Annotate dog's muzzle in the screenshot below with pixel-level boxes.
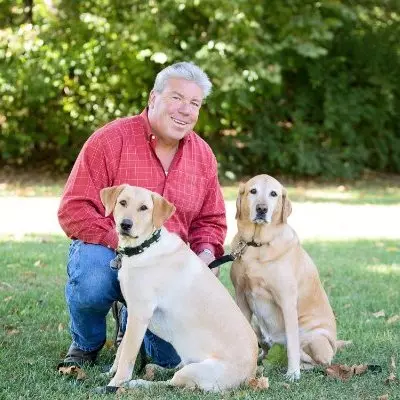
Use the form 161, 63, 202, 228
254, 204, 268, 224
119, 218, 133, 235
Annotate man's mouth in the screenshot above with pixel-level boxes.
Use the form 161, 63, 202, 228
171, 117, 188, 126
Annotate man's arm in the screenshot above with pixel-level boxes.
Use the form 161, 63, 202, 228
58, 130, 119, 249
188, 158, 227, 260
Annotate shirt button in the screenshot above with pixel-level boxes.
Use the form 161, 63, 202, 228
151, 135, 155, 140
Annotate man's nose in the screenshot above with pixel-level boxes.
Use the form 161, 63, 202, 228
178, 101, 190, 115
120, 219, 133, 231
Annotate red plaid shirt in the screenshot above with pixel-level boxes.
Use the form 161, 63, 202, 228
58, 109, 227, 257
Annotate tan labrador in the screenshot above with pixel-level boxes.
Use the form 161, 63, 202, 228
230, 174, 337, 381
100, 184, 258, 391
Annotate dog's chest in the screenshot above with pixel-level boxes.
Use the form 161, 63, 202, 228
148, 307, 174, 342
246, 290, 286, 345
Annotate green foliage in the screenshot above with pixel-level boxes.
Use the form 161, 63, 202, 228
0, 0, 399, 177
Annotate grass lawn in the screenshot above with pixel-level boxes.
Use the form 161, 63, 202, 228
1, 235, 399, 399
1, 169, 399, 206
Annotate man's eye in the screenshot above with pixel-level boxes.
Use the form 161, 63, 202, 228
270, 191, 277, 197
191, 102, 200, 108
119, 200, 127, 207
139, 205, 148, 211
250, 188, 257, 194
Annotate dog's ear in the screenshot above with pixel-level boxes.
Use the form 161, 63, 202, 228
281, 187, 292, 223
235, 182, 246, 220
100, 185, 128, 217
152, 194, 176, 229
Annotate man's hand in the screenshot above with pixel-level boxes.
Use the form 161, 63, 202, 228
198, 249, 220, 277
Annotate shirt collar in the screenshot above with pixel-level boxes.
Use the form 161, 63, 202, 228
140, 108, 192, 144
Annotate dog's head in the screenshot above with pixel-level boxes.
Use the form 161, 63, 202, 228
100, 184, 176, 244
235, 174, 292, 225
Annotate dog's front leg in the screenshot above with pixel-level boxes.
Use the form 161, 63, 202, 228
235, 289, 252, 323
281, 298, 301, 381
108, 313, 149, 387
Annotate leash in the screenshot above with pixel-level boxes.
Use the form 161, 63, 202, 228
208, 239, 263, 269
110, 230, 264, 271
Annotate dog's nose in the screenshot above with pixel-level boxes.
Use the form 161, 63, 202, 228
120, 219, 133, 231
256, 204, 268, 214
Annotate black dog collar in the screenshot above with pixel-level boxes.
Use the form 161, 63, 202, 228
110, 229, 162, 270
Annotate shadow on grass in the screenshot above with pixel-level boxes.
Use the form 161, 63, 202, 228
0, 235, 399, 400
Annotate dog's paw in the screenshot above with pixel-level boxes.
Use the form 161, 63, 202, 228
285, 369, 300, 381
125, 378, 152, 389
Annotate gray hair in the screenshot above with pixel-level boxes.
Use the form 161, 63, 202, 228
153, 62, 212, 98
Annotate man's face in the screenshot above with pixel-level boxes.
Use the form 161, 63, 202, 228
148, 78, 204, 145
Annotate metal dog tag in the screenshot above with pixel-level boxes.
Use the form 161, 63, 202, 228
110, 253, 122, 270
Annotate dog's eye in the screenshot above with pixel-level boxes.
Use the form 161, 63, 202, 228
119, 200, 127, 207
270, 191, 277, 197
139, 205, 148, 211
250, 188, 257, 194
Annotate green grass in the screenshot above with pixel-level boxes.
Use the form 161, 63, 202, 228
1, 235, 399, 399
223, 177, 400, 205
1, 170, 399, 205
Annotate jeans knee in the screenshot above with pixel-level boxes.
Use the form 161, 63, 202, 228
66, 241, 120, 312
68, 274, 114, 312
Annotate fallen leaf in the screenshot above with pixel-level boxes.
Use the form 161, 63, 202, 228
57, 323, 64, 332
103, 339, 114, 349
344, 303, 351, 308
58, 365, 86, 380
21, 271, 36, 279
387, 315, 400, 324
282, 382, 290, 389
385, 373, 398, 384
385, 247, 398, 252
4, 296, 13, 302
326, 364, 369, 381
116, 387, 127, 395
34, 260, 42, 267
373, 310, 385, 318
390, 356, 396, 371
6, 328, 19, 335
248, 376, 269, 390
336, 340, 353, 350
0, 281, 13, 289
378, 395, 389, 400
143, 365, 156, 381
354, 365, 368, 375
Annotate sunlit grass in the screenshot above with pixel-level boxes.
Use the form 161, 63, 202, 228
0, 235, 399, 400
222, 177, 400, 205
1, 169, 399, 205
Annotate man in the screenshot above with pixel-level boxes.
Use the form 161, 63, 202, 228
57, 62, 227, 368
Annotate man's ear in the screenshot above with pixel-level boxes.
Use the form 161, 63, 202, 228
148, 89, 156, 109
281, 187, 292, 223
152, 194, 176, 229
100, 184, 128, 217
235, 182, 246, 220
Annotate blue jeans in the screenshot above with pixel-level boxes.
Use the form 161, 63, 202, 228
65, 240, 181, 368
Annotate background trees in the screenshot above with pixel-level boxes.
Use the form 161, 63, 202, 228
1, 0, 399, 178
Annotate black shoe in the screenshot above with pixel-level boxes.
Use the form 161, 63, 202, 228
57, 343, 100, 369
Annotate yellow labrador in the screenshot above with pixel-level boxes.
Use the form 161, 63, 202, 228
230, 175, 337, 381
100, 184, 258, 391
